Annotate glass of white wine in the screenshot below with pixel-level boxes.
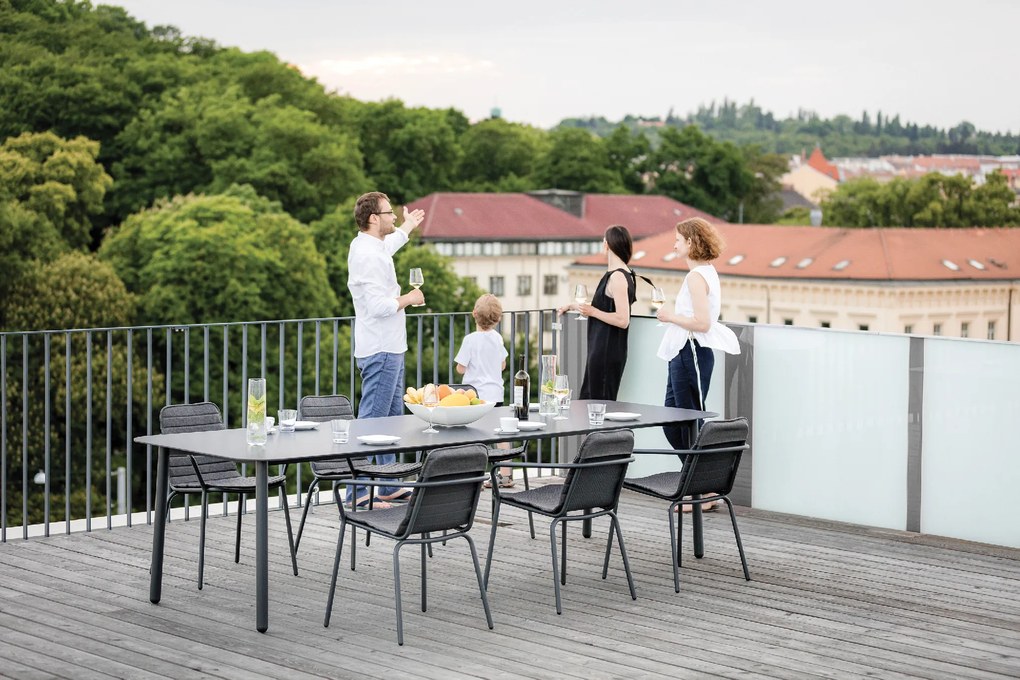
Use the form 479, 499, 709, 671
574, 284, 589, 321
409, 268, 425, 307
421, 383, 439, 433
651, 286, 666, 327
553, 374, 570, 420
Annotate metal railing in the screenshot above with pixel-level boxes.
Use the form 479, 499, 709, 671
0, 309, 572, 541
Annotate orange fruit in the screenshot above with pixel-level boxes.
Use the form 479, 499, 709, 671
437, 384, 453, 400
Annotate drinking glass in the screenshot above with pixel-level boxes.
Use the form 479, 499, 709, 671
587, 402, 606, 426
651, 287, 666, 327
330, 419, 351, 443
409, 268, 425, 307
574, 284, 589, 321
422, 383, 439, 433
553, 375, 570, 420
279, 409, 298, 432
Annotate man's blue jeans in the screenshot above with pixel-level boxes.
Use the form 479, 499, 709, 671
348, 352, 406, 502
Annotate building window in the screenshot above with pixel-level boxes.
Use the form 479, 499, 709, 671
904, 324, 913, 334
489, 276, 505, 297
933, 323, 942, 336
517, 275, 532, 297
820, 321, 831, 328
747, 315, 757, 323
858, 324, 869, 331
988, 321, 996, 340
960, 322, 969, 338
543, 275, 558, 296
783, 318, 793, 326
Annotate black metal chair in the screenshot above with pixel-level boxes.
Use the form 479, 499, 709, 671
296, 394, 422, 555
447, 383, 536, 537
622, 417, 751, 592
159, 402, 298, 589
323, 443, 493, 646
484, 429, 637, 614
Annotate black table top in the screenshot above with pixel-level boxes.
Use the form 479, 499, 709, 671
135, 400, 715, 464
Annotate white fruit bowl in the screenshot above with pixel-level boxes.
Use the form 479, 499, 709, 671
405, 401, 496, 427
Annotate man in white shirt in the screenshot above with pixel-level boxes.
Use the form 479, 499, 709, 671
347, 191, 425, 504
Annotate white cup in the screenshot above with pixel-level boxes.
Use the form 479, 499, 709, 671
499, 416, 520, 433
330, 419, 351, 443
279, 409, 298, 432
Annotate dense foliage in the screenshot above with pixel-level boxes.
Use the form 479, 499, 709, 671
558, 98, 1020, 157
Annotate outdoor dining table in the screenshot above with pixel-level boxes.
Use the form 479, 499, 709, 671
135, 399, 713, 633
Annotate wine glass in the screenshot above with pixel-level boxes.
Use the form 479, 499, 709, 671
553, 374, 570, 420
651, 287, 666, 327
421, 383, 439, 433
409, 268, 425, 307
574, 284, 589, 321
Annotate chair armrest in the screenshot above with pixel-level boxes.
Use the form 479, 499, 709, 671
497, 456, 635, 471
634, 445, 748, 457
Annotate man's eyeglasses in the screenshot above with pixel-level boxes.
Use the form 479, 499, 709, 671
373, 210, 395, 216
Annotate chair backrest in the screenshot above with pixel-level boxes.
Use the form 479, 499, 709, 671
159, 402, 237, 488
395, 444, 488, 537
559, 429, 634, 513
299, 394, 353, 422
679, 418, 749, 499
299, 395, 366, 475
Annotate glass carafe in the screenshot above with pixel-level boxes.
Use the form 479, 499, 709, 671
246, 377, 267, 445
538, 354, 559, 415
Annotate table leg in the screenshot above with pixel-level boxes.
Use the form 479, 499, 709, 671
149, 447, 169, 604
689, 421, 704, 558
256, 460, 269, 633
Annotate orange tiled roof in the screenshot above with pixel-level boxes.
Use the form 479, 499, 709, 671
808, 147, 840, 181
575, 224, 1020, 282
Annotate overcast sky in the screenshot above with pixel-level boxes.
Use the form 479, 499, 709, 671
112, 0, 1019, 134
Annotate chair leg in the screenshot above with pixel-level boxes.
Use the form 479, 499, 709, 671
522, 467, 535, 539
234, 493, 244, 564
294, 479, 320, 554
420, 540, 428, 612
465, 534, 494, 630
323, 520, 347, 627
602, 518, 614, 580
281, 488, 299, 576
549, 518, 563, 615
723, 497, 751, 581
560, 522, 568, 586
483, 501, 501, 590
393, 542, 405, 646
668, 501, 681, 593
610, 511, 637, 601
198, 492, 209, 590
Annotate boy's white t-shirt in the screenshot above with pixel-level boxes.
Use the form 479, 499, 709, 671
454, 329, 509, 404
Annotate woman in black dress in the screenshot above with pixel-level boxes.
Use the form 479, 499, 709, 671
558, 225, 637, 400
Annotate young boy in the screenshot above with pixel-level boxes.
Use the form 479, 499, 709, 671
454, 294, 512, 487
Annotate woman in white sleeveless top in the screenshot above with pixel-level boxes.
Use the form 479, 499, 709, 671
656, 218, 740, 482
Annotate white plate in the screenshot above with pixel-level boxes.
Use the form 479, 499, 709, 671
357, 434, 401, 445
293, 421, 320, 430
494, 421, 547, 434
604, 412, 641, 421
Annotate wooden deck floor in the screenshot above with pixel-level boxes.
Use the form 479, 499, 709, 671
1, 482, 1018, 680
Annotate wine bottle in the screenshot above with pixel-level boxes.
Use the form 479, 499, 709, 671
513, 353, 530, 421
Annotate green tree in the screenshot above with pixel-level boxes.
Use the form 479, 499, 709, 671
533, 128, 625, 193
649, 125, 753, 220
604, 125, 651, 194
99, 185, 338, 324
456, 118, 547, 190
109, 84, 368, 223
0, 131, 113, 327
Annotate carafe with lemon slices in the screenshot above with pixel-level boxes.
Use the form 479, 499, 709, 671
246, 378, 268, 445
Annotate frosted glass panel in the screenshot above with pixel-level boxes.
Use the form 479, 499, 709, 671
619, 317, 726, 477
921, 339, 1020, 548
752, 327, 910, 529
